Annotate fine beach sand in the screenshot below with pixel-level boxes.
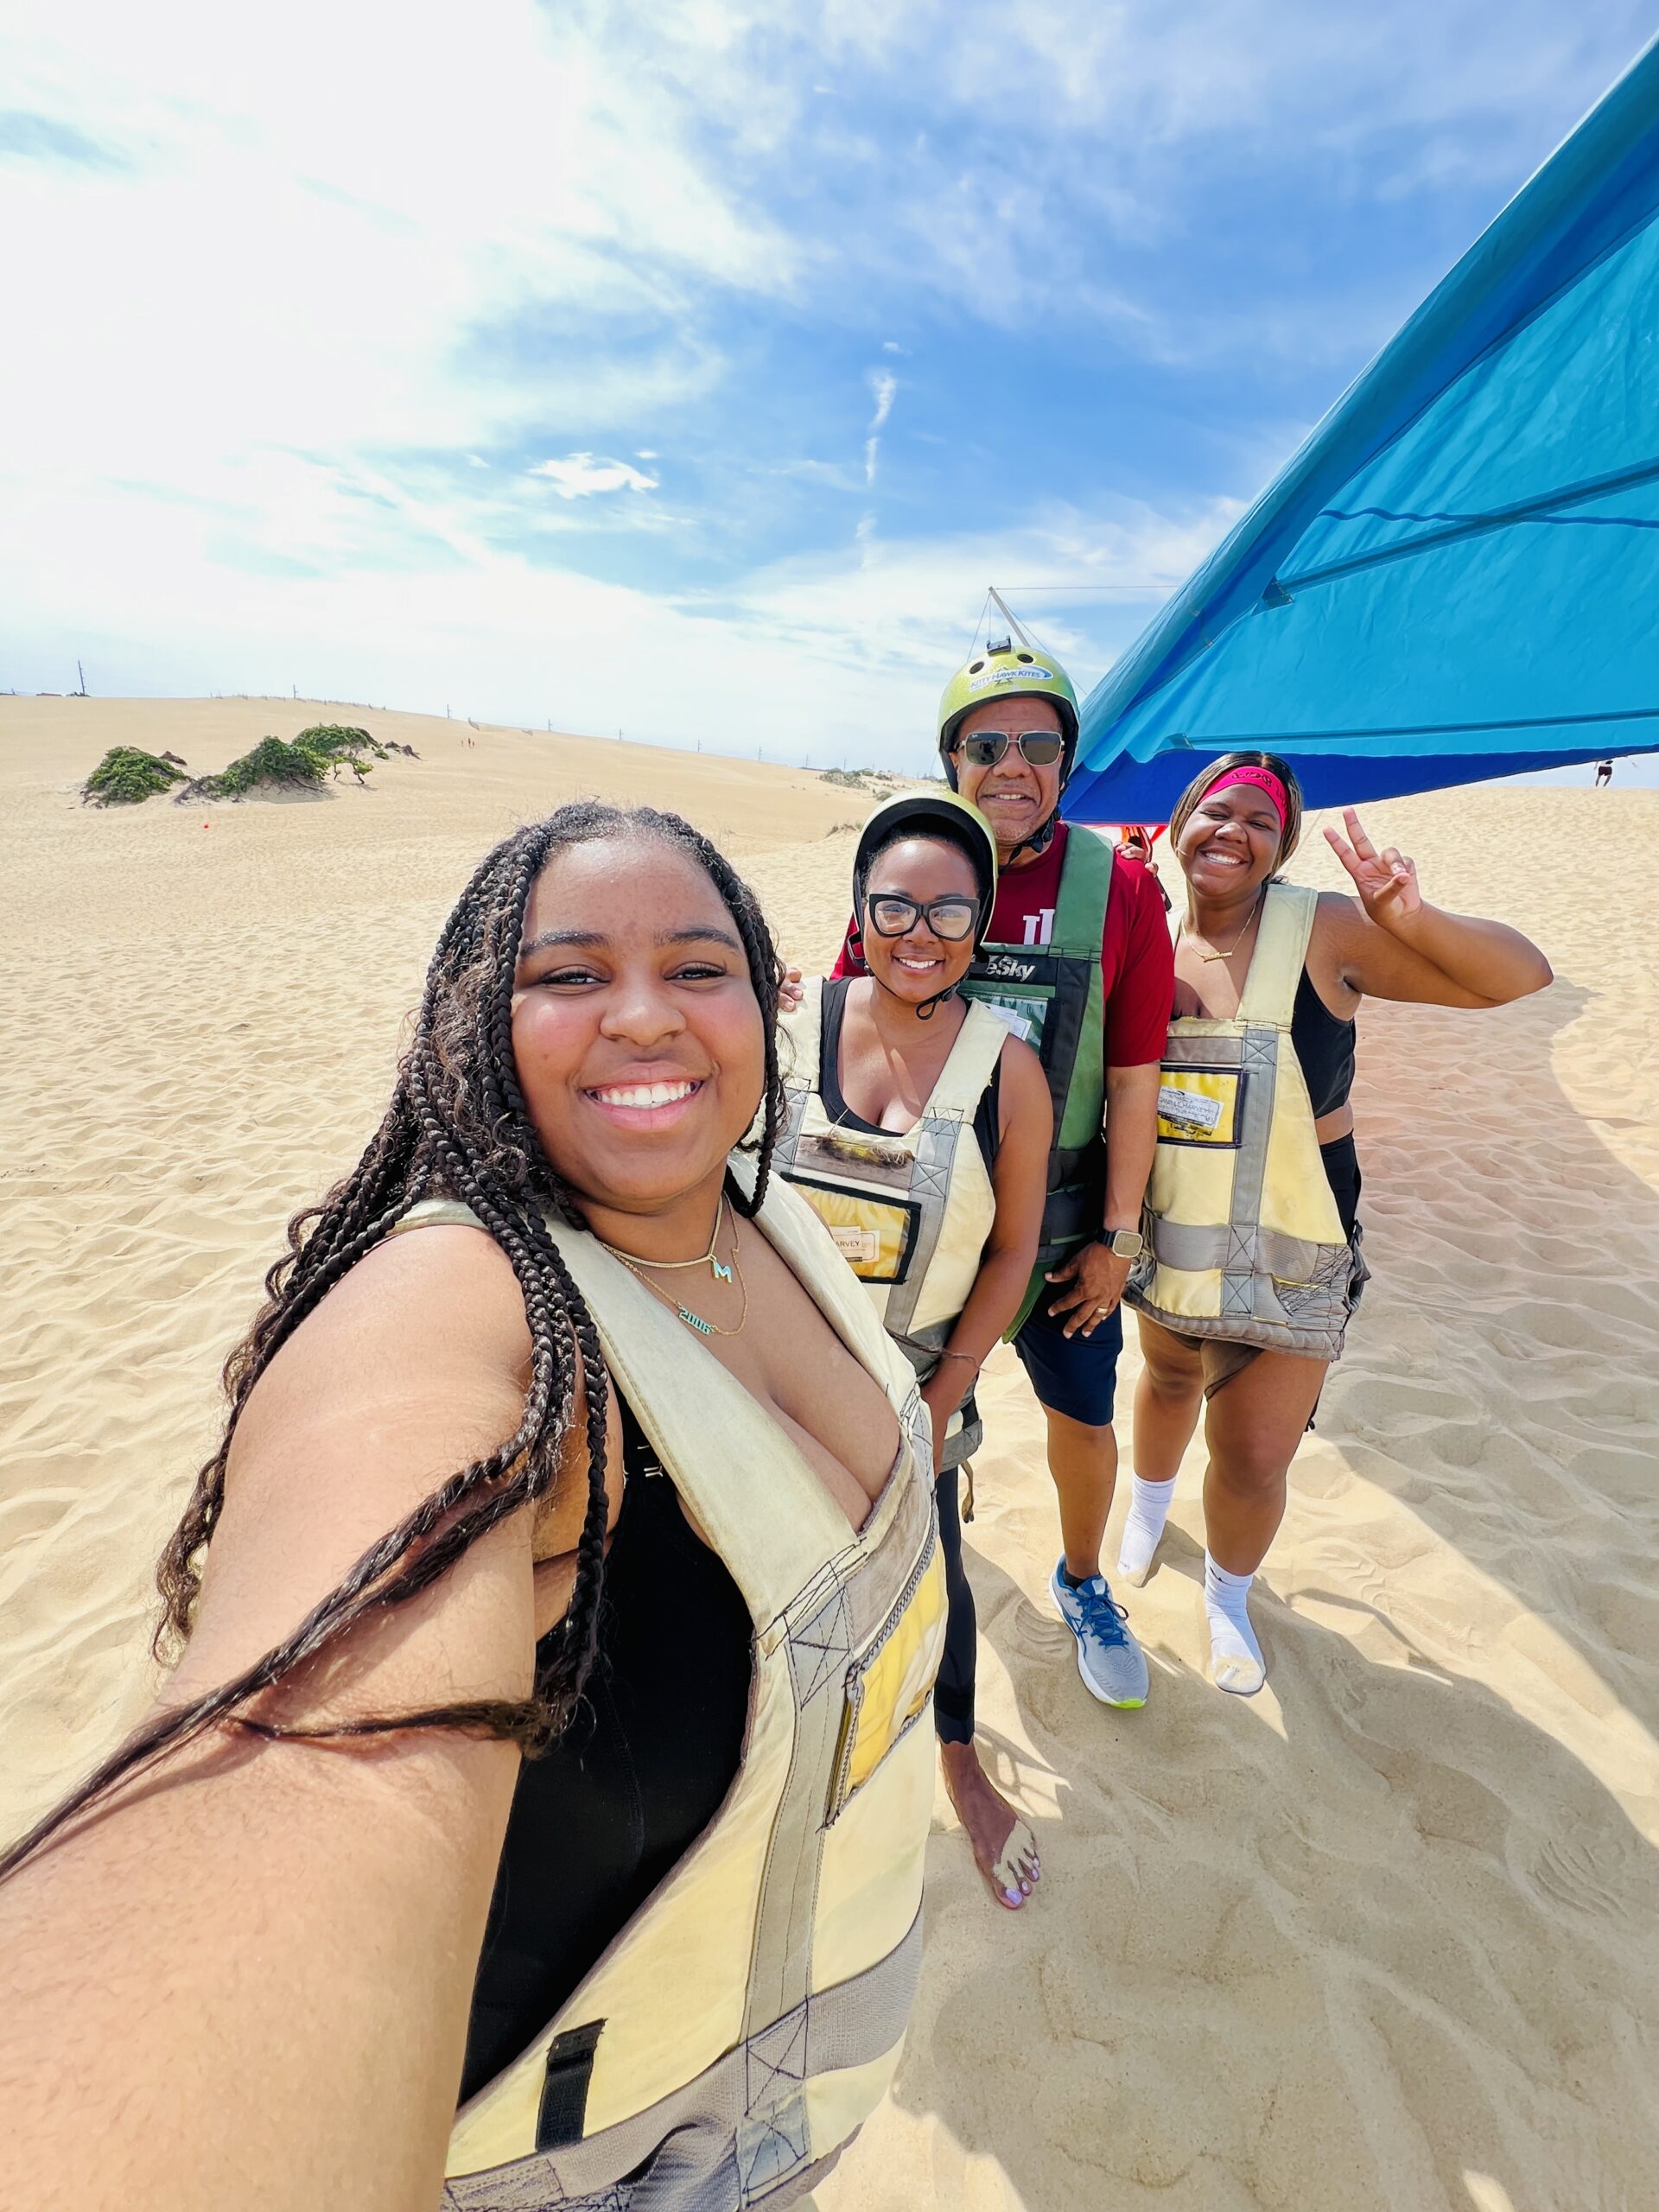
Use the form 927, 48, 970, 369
3, 697, 1656, 2212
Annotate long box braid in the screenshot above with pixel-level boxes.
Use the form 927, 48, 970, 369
1, 804, 785, 1884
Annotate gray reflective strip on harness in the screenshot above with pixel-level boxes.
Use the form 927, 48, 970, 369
741, 1462, 933, 2190
441, 1907, 925, 2212
775, 1084, 810, 1165
1147, 1215, 1351, 1285
1158, 1033, 1262, 1069
1220, 1027, 1278, 1325
892, 1333, 982, 1471
875, 1112, 966, 1342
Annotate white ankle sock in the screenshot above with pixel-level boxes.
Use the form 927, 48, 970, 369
1204, 1553, 1266, 1695
1117, 1476, 1178, 1586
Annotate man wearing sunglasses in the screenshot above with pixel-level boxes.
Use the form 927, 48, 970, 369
828, 641, 1174, 1711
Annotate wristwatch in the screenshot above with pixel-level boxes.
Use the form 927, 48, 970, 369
1103, 1228, 1145, 1260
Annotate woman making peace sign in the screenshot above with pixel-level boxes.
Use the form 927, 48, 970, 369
1117, 753, 1551, 1694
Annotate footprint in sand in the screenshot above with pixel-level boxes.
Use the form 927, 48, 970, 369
1523, 1830, 1649, 1925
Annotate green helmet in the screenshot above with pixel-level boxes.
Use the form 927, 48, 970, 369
937, 642, 1081, 790
852, 790, 999, 952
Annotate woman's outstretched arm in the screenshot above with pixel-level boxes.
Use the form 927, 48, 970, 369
1319, 808, 1554, 1008
0, 1224, 549, 2212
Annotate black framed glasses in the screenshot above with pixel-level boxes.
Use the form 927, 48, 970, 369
866, 893, 980, 941
949, 730, 1065, 769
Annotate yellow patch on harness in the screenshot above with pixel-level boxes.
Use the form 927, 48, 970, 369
1157, 1067, 1243, 1146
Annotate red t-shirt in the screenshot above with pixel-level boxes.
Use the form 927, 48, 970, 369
830, 822, 1173, 1067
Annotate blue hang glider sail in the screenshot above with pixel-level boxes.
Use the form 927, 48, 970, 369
1065, 37, 1659, 823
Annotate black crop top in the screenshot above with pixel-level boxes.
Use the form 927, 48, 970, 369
459, 1398, 753, 2105
818, 976, 1001, 1168
1290, 968, 1357, 1120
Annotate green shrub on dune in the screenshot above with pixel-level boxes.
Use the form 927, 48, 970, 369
821, 766, 898, 798
192, 735, 330, 799
82, 747, 188, 804
294, 722, 387, 768
85, 724, 404, 808
180, 728, 381, 800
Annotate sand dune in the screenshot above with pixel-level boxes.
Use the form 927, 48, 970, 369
3, 701, 1656, 2211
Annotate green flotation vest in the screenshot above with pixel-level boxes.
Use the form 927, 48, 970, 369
959, 824, 1114, 1333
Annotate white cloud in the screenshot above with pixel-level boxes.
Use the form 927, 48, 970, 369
531, 454, 660, 499
0, 0, 1646, 770
862, 368, 898, 485
0, 0, 789, 495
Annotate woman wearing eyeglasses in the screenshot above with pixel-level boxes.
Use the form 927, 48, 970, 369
776, 794, 1053, 1910
817, 652, 1175, 1719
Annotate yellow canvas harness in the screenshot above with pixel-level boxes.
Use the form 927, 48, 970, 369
1125, 881, 1363, 1360
413, 1158, 944, 2209
774, 978, 1007, 1462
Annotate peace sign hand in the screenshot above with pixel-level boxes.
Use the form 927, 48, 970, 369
1324, 808, 1422, 928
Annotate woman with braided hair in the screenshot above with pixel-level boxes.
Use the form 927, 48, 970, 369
0, 803, 946, 2212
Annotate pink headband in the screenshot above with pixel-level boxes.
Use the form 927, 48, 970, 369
1207, 765, 1288, 829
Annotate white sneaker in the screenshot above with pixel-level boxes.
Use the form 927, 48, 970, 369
1049, 1560, 1149, 1708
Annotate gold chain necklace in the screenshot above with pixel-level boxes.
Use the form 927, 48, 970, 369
602, 1199, 748, 1338
1181, 887, 1264, 964
598, 1197, 732, 1281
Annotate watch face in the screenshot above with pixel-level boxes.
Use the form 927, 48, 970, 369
1110, 1230, 1145, 1259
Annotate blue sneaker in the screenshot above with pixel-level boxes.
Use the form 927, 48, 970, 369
1050, 1560, 1149, 1708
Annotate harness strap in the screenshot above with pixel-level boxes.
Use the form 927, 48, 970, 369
1238, 883, 1318, 1028
385, 1197, 487, 1235
878, 1116, 960, 1342
781, 976, 825, 1094
925, 1000, 1012, 1120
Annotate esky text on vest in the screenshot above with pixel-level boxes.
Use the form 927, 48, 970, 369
958, 824, 1115, 1333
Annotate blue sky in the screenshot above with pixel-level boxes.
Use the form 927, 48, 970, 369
2, 0, 1655, 776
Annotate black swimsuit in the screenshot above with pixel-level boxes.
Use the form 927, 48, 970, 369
459, 1399, 753, 2105
817, 976, 1001, 1170
813, 976, 989, 1751
1290, 968, 1362, 1239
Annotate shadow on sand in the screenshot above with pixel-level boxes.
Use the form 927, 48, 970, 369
861, 968, 1657, 2212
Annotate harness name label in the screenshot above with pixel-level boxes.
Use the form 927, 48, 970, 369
830, 1225, 880, 1264
1158, 1083, 1223, 1134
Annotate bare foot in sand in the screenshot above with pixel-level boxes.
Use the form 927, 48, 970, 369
940, 1740, 1040, 1910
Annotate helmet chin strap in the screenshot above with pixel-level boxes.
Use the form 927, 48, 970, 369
1001, 810, 1060, 866
854, 899, 961, 1020
867, 957, 957, 1022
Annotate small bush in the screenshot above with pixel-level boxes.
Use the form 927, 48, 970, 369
821, 767, 897, 798
295, 722, 387, 767
177, 735, 331, 802
221, 735, 329, 796
82, 747, 188, 805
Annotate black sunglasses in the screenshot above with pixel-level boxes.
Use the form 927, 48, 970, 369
866, 893, 980, 942
949, 730, 1065, 769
